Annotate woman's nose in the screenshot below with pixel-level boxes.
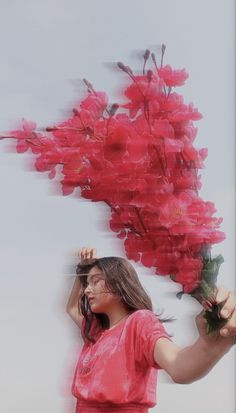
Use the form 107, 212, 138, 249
84, 284, 92, 295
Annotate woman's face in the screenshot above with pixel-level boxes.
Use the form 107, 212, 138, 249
84, 265, 119, 313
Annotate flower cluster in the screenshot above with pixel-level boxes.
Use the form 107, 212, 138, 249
0, 47, 225, 299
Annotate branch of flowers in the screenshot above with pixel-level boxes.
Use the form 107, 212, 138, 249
143, 99, 150, 123
82, 79, 111, 119
117, 57, 156, 128
24, 138, 44, 147
104, 200, 143, 237
58, 109, 95, 138
1, 49, 225, 335
159, 138, 169, 173
150, 49, 167, 95
134, 206, 148, 234
117, 61, 150, 125
73, 108, 89, 130
125, 224, 142, 237
46, 126, 85, 133
152, 144, 167, 176
142, 99, 152, 126
1, 134, 49, 148
105, 202, 117, 213
46, 124, 100, 143
128, 206, 156, 248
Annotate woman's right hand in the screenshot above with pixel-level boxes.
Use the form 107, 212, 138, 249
78, 247, 97, 264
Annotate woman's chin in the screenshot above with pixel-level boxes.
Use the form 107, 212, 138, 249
89, 302, 106, 313
89, 302, 99, 311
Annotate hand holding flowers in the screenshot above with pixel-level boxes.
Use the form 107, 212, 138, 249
196, 286, 236, 349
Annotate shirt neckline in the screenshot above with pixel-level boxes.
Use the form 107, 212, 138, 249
101, 311, 135, 335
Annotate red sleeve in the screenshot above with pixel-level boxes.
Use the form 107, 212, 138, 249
133, 309, 172, 369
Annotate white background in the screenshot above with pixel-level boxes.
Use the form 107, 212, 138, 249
0, 1, 235, 412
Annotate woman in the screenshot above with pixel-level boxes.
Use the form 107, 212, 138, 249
67, 247, 236, 413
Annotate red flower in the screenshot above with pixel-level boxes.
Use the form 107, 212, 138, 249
158, 193, 193, 228
158, 92, 184, 112
121, 74, 164, 118
9, 119, 37, 153
168, 103, 202, 122
79, 91, 108, 120
157, 65, 189, 87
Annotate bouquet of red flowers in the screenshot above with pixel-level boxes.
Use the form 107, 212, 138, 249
0, 46, 226, 333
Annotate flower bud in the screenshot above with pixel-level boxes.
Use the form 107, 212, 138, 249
117, 62, 133, 76
109, 103, 119, 117
144, 49, 150, 61
73, 108, 80, 116
117, 61, 127, 72
83, 78, 94, 92
151, 52, 158, 70
161, 44, 166, 67
46, 126, 58, 132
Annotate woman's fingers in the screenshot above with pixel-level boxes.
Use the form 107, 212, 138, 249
84, 248, 90, 260
78, 247, 97, 262
219, 307, 236, 337
216, 287, 235, 318
78, 248, 84, 260
215, 286, 236, 337
90, 248, 97, 259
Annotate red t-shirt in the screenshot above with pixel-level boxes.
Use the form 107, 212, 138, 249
71, 309, 172, 411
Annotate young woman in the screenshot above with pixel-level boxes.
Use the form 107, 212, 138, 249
67, 247, 236, 413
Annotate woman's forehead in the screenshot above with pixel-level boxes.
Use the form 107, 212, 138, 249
87, 266, 103, 281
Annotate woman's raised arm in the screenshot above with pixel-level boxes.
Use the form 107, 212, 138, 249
66, 247, 97, 328
153, 286, 236, 384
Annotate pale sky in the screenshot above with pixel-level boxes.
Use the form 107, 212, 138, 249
0, 1, 235, 413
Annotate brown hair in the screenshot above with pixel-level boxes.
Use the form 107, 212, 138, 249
76, 256, 173, 343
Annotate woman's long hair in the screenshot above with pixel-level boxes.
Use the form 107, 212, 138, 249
76, 256, 173, 343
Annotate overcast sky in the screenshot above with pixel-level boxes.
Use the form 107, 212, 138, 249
0, 1, 235, 413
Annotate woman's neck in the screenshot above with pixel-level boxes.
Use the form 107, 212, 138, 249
106, 305, 131, 329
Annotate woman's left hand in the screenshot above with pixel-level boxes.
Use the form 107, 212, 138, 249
196, 286, 236, 347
